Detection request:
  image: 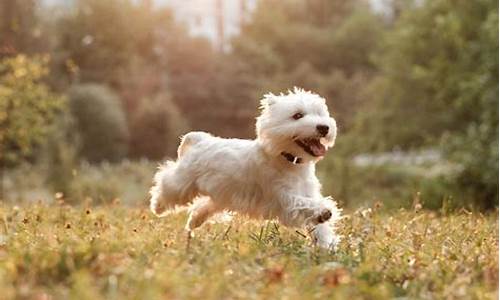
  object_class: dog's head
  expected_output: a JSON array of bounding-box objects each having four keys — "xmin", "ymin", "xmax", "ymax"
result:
[{"xmin": 256, "ymin": 87, "xmax": 337, "ymax": 164}]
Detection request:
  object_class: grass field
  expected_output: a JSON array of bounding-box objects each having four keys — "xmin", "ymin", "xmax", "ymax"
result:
[{"xmin": 0, "ymin": 202, "xmax": 497, "ymax": 299}]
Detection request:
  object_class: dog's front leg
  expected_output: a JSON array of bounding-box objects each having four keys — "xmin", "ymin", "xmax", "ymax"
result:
[
  {"xmin": 310, "ymin": 222, "xmax": 340, "ymax": 250},
  {"xmin": 280, "ymin": 195, "xmax": 333, "ymax": 227}
]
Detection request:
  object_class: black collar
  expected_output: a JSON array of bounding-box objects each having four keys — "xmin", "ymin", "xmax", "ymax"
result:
[{"xmin": 281, "ymin": 152, "xmax": 303, "ymax": 164}]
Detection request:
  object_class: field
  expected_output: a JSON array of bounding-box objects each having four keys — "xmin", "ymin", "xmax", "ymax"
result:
[{"xmin": 0, "ymin": 202, "xmax": 497, "ymax": 300}]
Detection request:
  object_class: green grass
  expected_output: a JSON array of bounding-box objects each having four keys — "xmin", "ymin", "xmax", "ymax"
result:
[{"xmin": 0, "ymin": 203, "xmax": 497, "ymax": 299}]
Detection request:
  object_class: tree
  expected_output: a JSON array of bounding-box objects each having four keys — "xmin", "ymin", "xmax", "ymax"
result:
[
  {"xmin": 231, "ymin": 0, "xmax": 384, "ymax": 131},
  {"xmin": 0, "ymin": 0, "xmax": 49, "ymax": 57},
  {"xmin": 55, "ymin": 0, "xmax": 177, "ymax": 91},
  {"xmin": 0, "ymin": 55, "xmax": 63, "ymax": 166},
  {"xmin": 354, "ymin": 0, "xmax": 498, "ymax": 207},
  {"xmin": 54, "ymin": 0, "xmax": 200, "ymax": 156},
  {"xmin": 0, "ymin": 55, "xmax": 63, "ymax": 198}
]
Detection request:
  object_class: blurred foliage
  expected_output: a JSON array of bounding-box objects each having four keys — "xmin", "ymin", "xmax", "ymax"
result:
[
  {"xmin": 54, "ymin": 0, "xmax": 193, "ymax": 158},
  {"xmin": 0, "ymin": 0, "xmax": 51, "ymax": 57},
  {"xmin": 68, "ymin": 84, "xmax": 129, "ymax": 163},
  {"xmin": 65, "ymin": 160, "xmax": 155, "ymax": 205},
  {"xmin": 3, "ymin": 160, "xmax": 155, "ymax": 205},
  {"xmin": 56, "ymin": 0, "xmax": 165, "ymax": 86},
  {"xmin": 318, "ymin": 155, "xmax": 462, "ymax": 210},
  {"xmin": 44, "ymin": 112, "xmax": 79, "ymax": 197},
  {"xmin": 353, "ymin": 0, "xmax": 498, "ymax": 208},
  {"xmin": 129, "ymin": 94, "xmax": 188, "ymax": 160},
  {"xmin": 232, "ymin": 0, "xmax": 384, "ymax": 130},
  {"xmin": 0, "ymin": 0, "xmax": 497, "ymax": 209},
  {"xmin": 0, "ymin": 55, "xmax": 63, "ymax": 166},
  {"xmin": 163, "ymin": 33, "xmax": 257, "ymax": 138}
]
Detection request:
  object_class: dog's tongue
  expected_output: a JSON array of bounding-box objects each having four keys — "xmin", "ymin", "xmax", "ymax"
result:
[{"xmin": 309, "ymin": 139, "xmax": 326, "ymax": 156}]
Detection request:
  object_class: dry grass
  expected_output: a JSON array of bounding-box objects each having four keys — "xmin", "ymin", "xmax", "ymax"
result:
[{"xmin": 0, "ymin": 202, "xmax": 497, "ymax": 299}]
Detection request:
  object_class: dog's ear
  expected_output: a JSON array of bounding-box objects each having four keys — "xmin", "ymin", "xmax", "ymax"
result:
[{"xmin": 260, "ymin": 93, "xmax": 278, "ymax": 110}]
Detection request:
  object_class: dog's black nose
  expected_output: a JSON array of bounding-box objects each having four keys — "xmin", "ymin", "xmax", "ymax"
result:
[{"xmin": 316, "ymin": 125, "xmax": 329, "ymax": 136}]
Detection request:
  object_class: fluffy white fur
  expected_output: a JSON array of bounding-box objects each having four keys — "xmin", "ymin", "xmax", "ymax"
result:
[{"xmin": 150, "ymin": 87, "xmax": 341, "ymax": 249}]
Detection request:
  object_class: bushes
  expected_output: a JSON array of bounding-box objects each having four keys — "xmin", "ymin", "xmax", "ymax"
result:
[
  {"xmin": 3, "ymin": 160, "xmax": 156, "ymax": 205},
  {"xmin": 352, "ymin": 0, "xmax": 498, "ymax": 207},
  {"xmin": 0, "ymin": 55, "xmax": 64, "ymax": 167},
  {"xmin": 445, "ymin": 122, "xmax": 499, "ymax": 209},
  {"xmin": 65, "ymin": 160, "xmax": 155, "ymax": 205},
  {"xmin": 129, "ymin": 94, "xmax": 188, "ymax": 160},
  {"xmin": 318, "ymin": 150, "xmax": 465, "ymax": 210},
  {"xmin": 68, "ymin": 84, "xmax": 129, "ymax": 163}
]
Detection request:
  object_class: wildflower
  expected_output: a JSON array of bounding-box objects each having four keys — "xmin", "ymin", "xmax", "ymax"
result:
[
  {"xmin": 265, "ymin": 266, "xmax": 285, "ymax": 283},
  {"xmin": 323, "ymin": 268, "xmax": 351, "ymax": 287}
]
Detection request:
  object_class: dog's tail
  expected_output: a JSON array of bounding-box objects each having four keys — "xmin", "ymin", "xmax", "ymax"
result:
[
  {"xmin": 150, "ymin": 132, "xmax": 210, "ymax": 217},
  {"xmin": 177, "ymin": 131, "xmax": 211, "ymax": 158},
  {"xmin": 149, "ymin": 160, "xmax": 197, "ymax": 216}
]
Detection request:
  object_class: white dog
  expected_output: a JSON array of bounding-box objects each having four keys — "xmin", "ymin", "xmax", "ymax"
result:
[{"xmin": 150, "ymin": 87, "xmax": 341, "ymax": 249}]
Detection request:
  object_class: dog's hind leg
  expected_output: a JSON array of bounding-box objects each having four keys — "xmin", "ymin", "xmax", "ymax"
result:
[
  {"xmin": 185, "ymin": 196, "xmax": 219, "ymax": 232},
  {"xmin": 185, "ymin": 197, "xmax": 217, "ymax": 251},
  {"xmin": 150, "ymin": 161, "xmax": 198, "ymax": 216}
]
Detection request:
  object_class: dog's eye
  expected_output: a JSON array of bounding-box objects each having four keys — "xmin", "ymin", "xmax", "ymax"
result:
[{"xmin": 292, "ymin": 112, "xmax": 304, "ymax": 120}]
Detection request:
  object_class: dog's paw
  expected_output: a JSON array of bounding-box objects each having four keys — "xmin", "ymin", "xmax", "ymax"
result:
[
  {"xmin": 312, "ymin": 223, "xmax": 340, "ymax": 251},
  {"xmin": 316, "ymin": 209, "xmax": 332, "ymax": 223},
  {"xmin": 150, "ymin": 196, "xmax": 167, "ymax": 216}
]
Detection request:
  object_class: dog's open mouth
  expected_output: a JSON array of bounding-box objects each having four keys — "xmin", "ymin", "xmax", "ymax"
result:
[{"xmin": 295, "ymin": 138, "xmax": 326, "ymax": 157}]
